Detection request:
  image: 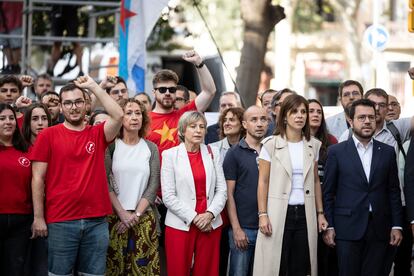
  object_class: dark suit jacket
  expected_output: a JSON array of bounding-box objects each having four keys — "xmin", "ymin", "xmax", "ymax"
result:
[
  {"xmin": 205, "ymin": 123, "xmax": 220, "ymax": 144},
  {"xmin": 323, "ymin": 138, "xmax": 402, "ymax": 241},
  {"xmin": 404, "ymin": 138, "xmax": 414, "ymax": 221}
]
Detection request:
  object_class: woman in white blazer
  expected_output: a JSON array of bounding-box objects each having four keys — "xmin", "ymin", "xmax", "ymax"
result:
[{"xmin": 161, "ymin": 111, "xmax": 227, "ymax": 276}]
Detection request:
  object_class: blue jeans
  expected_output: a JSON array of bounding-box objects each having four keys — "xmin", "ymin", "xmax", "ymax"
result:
[
  {"xmin": 228, "ymin": 228, "xmax": 258, "ymax": 276},
  {"xmin": 47, "ymin": 217, "xmax": 109, "ymax": 276}
]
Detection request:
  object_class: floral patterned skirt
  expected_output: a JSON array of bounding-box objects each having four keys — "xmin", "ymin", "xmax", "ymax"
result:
[{"xmin": 107, "ymin": 210, "xmax": 160, "ymax": 276}]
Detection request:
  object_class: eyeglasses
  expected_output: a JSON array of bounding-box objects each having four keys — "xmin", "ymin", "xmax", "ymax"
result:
[
  {"xmin": 342, "ymin": 91, "xmax": 361, "ymax": 98},
  {"xmin": 388, "ymin": 102, "xmax": 400, "ymax": 108},
  {"xmin": 62, "ymin": 100, "xmax": 85, "ymax": 109},
  {"xmin": 356, "ymin": 115, "xmax": 375, "ymax": 122},
  {"xmin": 155, "ymin": 86, "xmax": 177, "ymax": 94},
  {"xmin": 373, "ymin": 102, "xmax": 387, "ymax": 109},
  {"xmin": 110, "ymin": 89, "xmax": 128, "ymax": 95},
  {"xmin": 175, "ymin": 97, "xmax": 187, "ymax": 102}
]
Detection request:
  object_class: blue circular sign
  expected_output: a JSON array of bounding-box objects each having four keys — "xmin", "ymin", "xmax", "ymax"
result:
[{"xmin": 364, "ymin": 25, "xmax": 389, "ymax": 52}]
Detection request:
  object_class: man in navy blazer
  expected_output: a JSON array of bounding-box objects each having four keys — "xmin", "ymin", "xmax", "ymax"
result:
[{"xmin": 323, "ymin": 99, "xmax": 403, "ymax": 276}]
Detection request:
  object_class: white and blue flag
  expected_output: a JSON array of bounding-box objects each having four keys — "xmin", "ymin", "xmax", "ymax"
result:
[{"xmin": 118, "ymin": 0, "xmax": 169, "ymax": 92}]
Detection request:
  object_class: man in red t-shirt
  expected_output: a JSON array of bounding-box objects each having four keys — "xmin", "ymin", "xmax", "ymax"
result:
[
  {"xmin": 147, "ymin": 50, "xmax": 217, "ymax": 156},
  {"xmin": 30, "ymin": 76, "xmax": 123, "ymax": 276}
]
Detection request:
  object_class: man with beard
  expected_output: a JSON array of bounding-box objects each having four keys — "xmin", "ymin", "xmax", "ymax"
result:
[
  {"xmin": 326, "ymin": 80, "xmax": 363, "ymax": 140},
  {"xmin": 147, "ymin": 50, "xmax": 216, "ymax": 155},
  {"xmin": 323, "ymin": 99, "xmax": 403, "ymax": 276},
  {"xmin": 223, "ymin": 106, "xmax": 268, "ymax": 276},
  {"xmin": 338, "ymin": 89, "xmax": 412, "ymax": 276},
  {"xmin": 30, "ymin": 76, "xmax": 123, "ymax": 276}
]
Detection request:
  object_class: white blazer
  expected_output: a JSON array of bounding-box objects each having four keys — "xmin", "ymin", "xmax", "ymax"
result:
[{"xmin": 161, "ymin": 143, "xmax": 227, "ymax": 231}]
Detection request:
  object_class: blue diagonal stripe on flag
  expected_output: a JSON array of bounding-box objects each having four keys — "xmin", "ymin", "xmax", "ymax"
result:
[{"xmin": 118, "ymin": 0, "xmax": 169, "ymax": 93}]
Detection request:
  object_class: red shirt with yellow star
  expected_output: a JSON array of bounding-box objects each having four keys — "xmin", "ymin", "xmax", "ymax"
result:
[{"xmin": 147, "ymin": 100, "xmax": 197, "ymax": 156}]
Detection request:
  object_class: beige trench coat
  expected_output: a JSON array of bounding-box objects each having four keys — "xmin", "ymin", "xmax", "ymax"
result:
[{"xmin": 253, "ymin": 135, "xmax": 321, "ymax": 276}]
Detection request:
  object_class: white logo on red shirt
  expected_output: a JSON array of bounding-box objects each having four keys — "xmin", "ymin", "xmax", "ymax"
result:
[
  {"xmin": 18, "ymin": 157, "xmax": 31, "ymax": 167},
  {"xmin": 85, "ymin": 142, "xmax": 96, "ymax": 154}
]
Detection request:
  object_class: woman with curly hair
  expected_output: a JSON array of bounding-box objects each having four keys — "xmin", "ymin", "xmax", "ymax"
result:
[
  {"xmin": 106, "ymin": 98, "xmax": 160, "ymax": 275},
  {"xmin": 209, "ymin": 107, "xmax": 245, "ymax": 161}
]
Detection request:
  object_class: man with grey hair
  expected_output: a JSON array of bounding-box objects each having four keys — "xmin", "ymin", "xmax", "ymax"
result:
[{"xmin": 205, "ymin": 91, "xmax": 242, "ymax": 144}]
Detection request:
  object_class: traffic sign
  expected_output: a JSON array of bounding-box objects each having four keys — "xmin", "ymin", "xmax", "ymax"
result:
[{"xmin": 363, "ymin": 25, "xmax": 389, "ymax": 51}]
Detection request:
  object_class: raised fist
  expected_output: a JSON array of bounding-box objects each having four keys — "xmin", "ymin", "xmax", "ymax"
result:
[
  {"xmin": 182, "ymin": 50, "xmax": 203, "ymax": 67},
  {"xmin": 20, "ymin": 75, "xmax": 34, "ymax": 87}
]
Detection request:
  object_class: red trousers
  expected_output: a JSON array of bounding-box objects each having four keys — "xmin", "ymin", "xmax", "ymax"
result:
[{"xmin": 165, "ymin": 225, "xmax": 222, "ymax": 276}]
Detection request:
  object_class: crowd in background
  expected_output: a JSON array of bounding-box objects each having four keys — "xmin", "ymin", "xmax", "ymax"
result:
[{"xmin": 1, "ymin": 49, "xmax": 414, "ymax": 276}]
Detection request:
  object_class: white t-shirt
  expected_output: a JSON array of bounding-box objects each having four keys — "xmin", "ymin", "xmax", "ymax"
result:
[
  {"xmin": 112, "ymin": 138, "xmax": 151, "ymax": 210},
  {"xmin": 259, "ymin": 140, "xmax": 318, "ymax": 205}
]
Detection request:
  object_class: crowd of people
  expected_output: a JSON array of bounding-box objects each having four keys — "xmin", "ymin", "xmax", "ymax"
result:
[{"xmin": 1, "ymin": 49, "xmax": 414, "ymax": 276}]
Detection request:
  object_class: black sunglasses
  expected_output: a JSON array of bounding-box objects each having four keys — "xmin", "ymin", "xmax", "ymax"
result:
[{"xmin": 155, "ymin": 86, "xmax": 177, "ymax": 94}]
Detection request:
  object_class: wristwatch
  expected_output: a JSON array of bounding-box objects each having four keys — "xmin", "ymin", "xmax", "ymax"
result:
[{"xmin": 196, "ymin": 61, "xmax": 205, "ymax": 68}]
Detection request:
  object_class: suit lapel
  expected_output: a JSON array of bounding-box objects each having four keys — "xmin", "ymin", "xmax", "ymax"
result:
[
  {"xmin": 274, "ymin": 136, "xmax": 292, "ymax": 179},
  {"xmin": 369, "ymin": 140, "xmax": 381, "ymax": 184},
  {"xmin": 347, "ymin": 138, "xmax": 369, "ymax": 183},
  {"xmin": 201, "ymin": 144, "xmax": 212, "ymax": 194}
]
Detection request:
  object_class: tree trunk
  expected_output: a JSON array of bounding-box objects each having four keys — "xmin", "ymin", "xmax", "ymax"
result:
[{"xmin": 236, "ymin": 0, "xmax": 285, "ymax": 107}]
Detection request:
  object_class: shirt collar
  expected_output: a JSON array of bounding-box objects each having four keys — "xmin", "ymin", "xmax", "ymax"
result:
[
  {"xmin": 239, "ymin": 138, "xmax": 249, "ymax": 149},
  {"xmin": 239, "ymin": 137, "xmax": 261, "ymax": 151},
  {"xmin": 352, "ymin": 134, "xmax": 373, "ymax": 150}
]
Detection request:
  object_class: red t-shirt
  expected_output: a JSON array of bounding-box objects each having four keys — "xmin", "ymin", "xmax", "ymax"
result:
[
  {"xmin": 0, "ymin": 2, "xmax": 23, "ymax": 32},
  {"xmin": 30, "ymin": 123, "xmax": 112, "ymax": 224},
  {"xmin": 147, "ymin": 101, "xmax": 197, "ymax": 156},
  {"xmin": 0, "ymin": 146, "xmax": 32, "ymax": 214},
  {"xmin": 187, "ymin": 151, "xmax": 207, "ymax": 214}
]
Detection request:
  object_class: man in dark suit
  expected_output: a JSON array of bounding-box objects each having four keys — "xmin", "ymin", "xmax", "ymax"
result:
[{"xmin": 323, "ymin": 99, "xmax": 403, "ymax": 276}]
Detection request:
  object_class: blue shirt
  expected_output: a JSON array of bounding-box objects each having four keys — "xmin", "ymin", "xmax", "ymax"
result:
[{"xmin": 223, "ymin": 138, "xmax": 260, "ymax": 229}]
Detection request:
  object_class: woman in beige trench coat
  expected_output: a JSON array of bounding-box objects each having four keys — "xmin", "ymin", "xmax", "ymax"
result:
[{"xmin": 253, "ymin": 94, "xmax": 328, "ymax": 276}]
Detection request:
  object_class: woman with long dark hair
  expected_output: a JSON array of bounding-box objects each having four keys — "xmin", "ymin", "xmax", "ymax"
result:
[
  {"xmin": 0, "ymin": 103, "xmax": 31, "ymax": 276},
  {"xmin": 253, "ymin": 95, "xmax": 328, "ymax": 276},
  {"xmin": 308, "ymin": 99, "xmax": 338, "ymax": 276},
  {"xmin": 21, "ymin": 103, "xmax": 51, "ymax": 275},
  {"xmin": 22, "ymin": 103, "xmax": 51, "ymax": 145},
  {"xmin": 308, "ymin": 99, "xmax": 337, "ymax": 181}
]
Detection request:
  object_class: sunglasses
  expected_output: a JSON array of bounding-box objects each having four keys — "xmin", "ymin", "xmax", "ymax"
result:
[{"xmin": 155, "ymin": 86, "xmax": 177, "ymax": 94}]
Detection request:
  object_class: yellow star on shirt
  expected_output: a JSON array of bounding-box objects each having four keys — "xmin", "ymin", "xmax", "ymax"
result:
[{"xmin": 154, "ymin": 121, "xmax": 177, "ymax": 145}]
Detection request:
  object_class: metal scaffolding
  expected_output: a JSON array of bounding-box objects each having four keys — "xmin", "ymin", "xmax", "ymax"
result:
[{"xmin": 0, "ymin": 0, "xmax": 120, "ymax": 82}]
